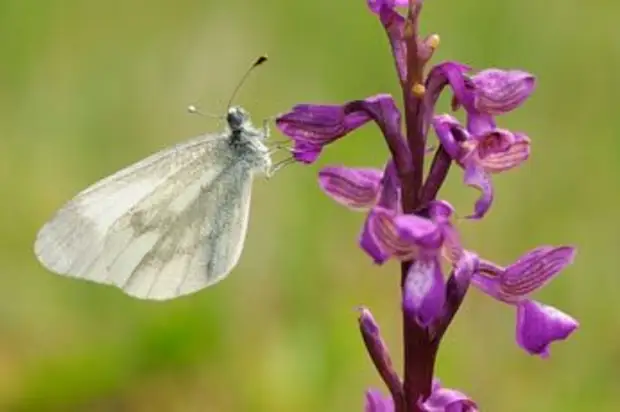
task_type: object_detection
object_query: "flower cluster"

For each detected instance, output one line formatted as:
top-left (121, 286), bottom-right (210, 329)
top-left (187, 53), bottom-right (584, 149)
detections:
top-left (276, 1), bottom-right (577, 411)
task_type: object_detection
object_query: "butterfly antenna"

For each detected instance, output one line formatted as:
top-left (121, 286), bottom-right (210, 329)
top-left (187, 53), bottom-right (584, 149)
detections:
top-left (186, 105), bottom-right (221, 119)
top-left (226, 55), bottom-right (268, 110)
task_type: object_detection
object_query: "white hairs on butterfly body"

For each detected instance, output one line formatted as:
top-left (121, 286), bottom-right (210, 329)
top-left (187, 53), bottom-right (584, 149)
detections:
top-left (34, 105), bottom-right (273, 300)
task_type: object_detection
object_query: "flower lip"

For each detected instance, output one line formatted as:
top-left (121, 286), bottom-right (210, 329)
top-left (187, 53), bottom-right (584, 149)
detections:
top-left (516, 300), bottom-right (579, 357)
top-left (403, 257), bottom-right (446, 326)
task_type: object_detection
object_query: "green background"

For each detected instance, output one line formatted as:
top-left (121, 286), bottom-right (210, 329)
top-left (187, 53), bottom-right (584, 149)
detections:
top-left (0, 0), bottom-right (617, 410)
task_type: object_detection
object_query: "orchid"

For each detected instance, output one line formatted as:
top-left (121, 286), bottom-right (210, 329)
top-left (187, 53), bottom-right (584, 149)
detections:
top-left (276, 1), bottom-right (577, 410)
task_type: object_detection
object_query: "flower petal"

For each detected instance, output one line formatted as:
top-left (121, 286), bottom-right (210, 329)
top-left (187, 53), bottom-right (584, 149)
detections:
top-left (419, 379), bottom-right (478, 412)
top-left (394, 214), bottom-right (443, 252)
top-left (365, 388), bottom-right (395, 412)
top-left (428, 200), bottom-right (455, 222)
top-left (471, 268), bottom-right (505, 302)
top-left (425, 62), bottom-right (471, 136)
top-left (378, 160), bottom-right (401, 210)
top-left (465, 111), bottom-right (496, 137)
top-left (403, 257), bottom-right (446, 326)
top-left (318, 166), bottom-right (383, 209)
top-left (500, 246), bottom-right (576, 297)
top-left (365, 207), bottom-right (421, 262)
top-left (290, 142), bottom-right (321, 163)
top-left (432, 114), bottom-right (468, 160)
top-left (367, 1), bottom-right (409, 83)
top-left (428, 201), bottom-right (463, 263)
top-left (472, 69), bottom-right (536, 115)
top-left (516, 300), bottom-right (579, 357)
top-left (367, 0), bottom-right (408, 13)
top-left (275, 103), bottom-right (371, 163)
top-left (449, 251), bottom-right (479, 295)
top-left (473, 130), bottom-right (531, 173)
top-left (463, 165), bottom-right (493, 219)
top-left (360, 212), bottom-right (391, 264)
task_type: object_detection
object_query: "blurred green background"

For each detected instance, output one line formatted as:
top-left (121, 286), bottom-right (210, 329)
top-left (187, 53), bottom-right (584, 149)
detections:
top-left (0, 0), bottom-right (618, 411)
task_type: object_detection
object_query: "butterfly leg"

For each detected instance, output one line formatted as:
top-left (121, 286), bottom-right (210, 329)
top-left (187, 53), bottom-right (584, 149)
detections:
top-left (266, 157), bottom-right (295, 179)
top-left (261, 117), bottom-right (271, 139)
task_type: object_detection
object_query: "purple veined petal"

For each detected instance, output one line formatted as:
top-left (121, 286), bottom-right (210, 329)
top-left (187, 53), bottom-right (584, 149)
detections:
top-left (428, 200), bottom-right (454, 222)
top-left (291, 142), bottom-right (322, 164)
top-left (419, 379), bottom-right (478, 412)
top-left (366, 207), bottom-right (420, 261)
top-left (403, 257), bottom-right (446, 327)
top-left (462, 164), bottom-right (494, 219)
top-left (427, 200), bottom-right (463, 263)
top-left (378, 160), bottom-right (401, 210)
top-left (366, 2), bottom-right (409, 84)
top-left (510, 245), bottom-right (554, 266)
top-left (440, 223), bottom-right (463, 265)
top-left (474, 130), bottom-right (531, 173)
top-left (465, 112), bottom-right (496, 136)
top-left (365, 388), bottom-right (395, 412)
top-left (275, 103), bottom-right (372, 163)
top-left (500, 246), bottom-right (577, 297)
top-left (393, 214), bottom-right (443, 252)
top-left (432, 114), bottom-right (467, 160)
top-left (360, 211), bottom-right (391, 264)
top-left (367, 0), bottom-right (409, 13)
top-left (472, 69), bottom-right (536, 115)
top-left (318, 166), bottom-right (383, 210)
top-left (477, 258), bottom-right (504, 275)
top-left (360, 213), bottom-right (391, 265)
top-left (515, 299), bottom-right (579, 357)
top-left (471, 266), bottom-right (510, 303)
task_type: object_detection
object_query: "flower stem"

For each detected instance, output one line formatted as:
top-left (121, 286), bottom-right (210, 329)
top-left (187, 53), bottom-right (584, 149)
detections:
top-left (398, 2), bottom-right (439, 409)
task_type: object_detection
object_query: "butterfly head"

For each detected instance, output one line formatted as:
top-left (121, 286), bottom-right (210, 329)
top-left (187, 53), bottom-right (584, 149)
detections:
top-left (227, 106), bottom-right (250, 132)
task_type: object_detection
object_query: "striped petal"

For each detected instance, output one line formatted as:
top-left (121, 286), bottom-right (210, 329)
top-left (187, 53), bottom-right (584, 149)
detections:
top-left (276, 103), bottom-right (371, 164)
top-left (318, 166), bottom-right (382, 210)
top-left (364, 207), bottom-right (420, 262)
top-left (475, 130), bottom-right (531, 173)
top-left (360, 212), bottom-right (391, 264)
top-left (472, 69), bottom-right (536, 116)
top-left (500, 246), bottom-right (577, 297)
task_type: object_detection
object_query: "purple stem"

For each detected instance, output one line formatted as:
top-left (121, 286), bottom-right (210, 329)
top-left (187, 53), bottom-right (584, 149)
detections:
top-left (398, 1), bottom-right (452, 410)
top-left (419, 146), bottom-right (452, 206)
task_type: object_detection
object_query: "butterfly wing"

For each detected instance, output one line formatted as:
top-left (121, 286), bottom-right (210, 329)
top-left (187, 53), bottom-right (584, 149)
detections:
top-left (35, 133), bottom-right (254, 300)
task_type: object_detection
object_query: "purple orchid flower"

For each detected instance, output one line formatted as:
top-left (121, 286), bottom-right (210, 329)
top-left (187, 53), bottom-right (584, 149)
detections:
top-left (275, 0), bottom-right (577, 410)
top-left (472, 246), bottom-right (578, 357)
top-left (432, 113), bottom-right (531, 219)
top-left (365, 380), bottom-right (478, 412)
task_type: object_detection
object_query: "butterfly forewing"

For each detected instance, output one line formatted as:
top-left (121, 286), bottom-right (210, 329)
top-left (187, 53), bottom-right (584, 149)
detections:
top-left (34, 132), bottom-right (255, 300)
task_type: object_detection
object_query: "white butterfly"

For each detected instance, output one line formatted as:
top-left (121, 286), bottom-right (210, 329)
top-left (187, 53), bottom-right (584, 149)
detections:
top-left (34, 105), bottom-right (273, 300)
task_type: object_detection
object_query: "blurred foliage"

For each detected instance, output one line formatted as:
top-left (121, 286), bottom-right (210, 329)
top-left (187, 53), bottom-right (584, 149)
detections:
top-left (0, 0), bottom-right (618, 411)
